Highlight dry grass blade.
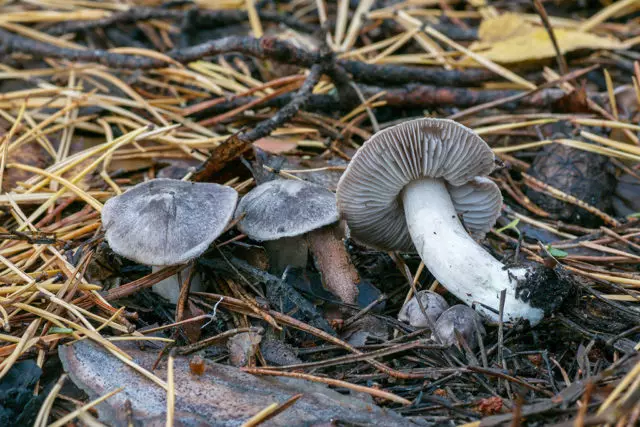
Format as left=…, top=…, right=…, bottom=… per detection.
left=242, top=368, right=412, bottom=405
left=34, top=374, right=66, bottom=427
left=166, top=352, right=175, bottom=427
left=241, top=394, right=303, bottom=427
left=48, top=387, right=124, bottom=427
left=0, top=319, right=41, bottom=379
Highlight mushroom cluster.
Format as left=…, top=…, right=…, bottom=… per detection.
left=337, top=118, right=572, bottom=325
left=100, top=118, right=572, bottom=328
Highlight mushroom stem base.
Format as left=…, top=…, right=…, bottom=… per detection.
left=264, top=236, right=308, bottom=276
left=151, top=265, right=204, bottom=304
left=402, top=178, right=545, bottom=324
left=308, top=224, right=360, bottom=304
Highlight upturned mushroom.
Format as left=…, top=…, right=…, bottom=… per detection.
left=336, top=118, right=571, bottom=325
left=101, top=178, right=238, bottom=302
left=235, top=178, right=360, bottom=304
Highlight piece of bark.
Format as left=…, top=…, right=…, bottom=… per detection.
left=59, top=340, right=411, bottom=427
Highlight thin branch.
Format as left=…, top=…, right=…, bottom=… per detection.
left=532, top=0, right=569, bottom=76
left=44, top=7, right=316, bottom=36
left=193, top=63, right=324, bottom=181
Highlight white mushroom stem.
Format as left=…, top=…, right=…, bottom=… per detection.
left=151, top=265, right=204, bottom=304
left=402, top=178, right=544, bottom=325
left=264, top=236, right=309, bottom=275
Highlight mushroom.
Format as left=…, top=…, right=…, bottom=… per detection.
left=434, top=305, right=486, bottom=349
left=101, top=178, right=238, bottom=303
left=398, top=290, right=449, bottom=328
left=235, top=179, right=360, bottom=304
left=336, top=118, right=571, bottom=325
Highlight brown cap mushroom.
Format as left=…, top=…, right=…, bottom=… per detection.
left=336, top=118, right=571, bottom=325
left=102, top=178, right=238, bottom=266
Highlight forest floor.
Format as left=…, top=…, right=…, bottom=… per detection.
left=0, top=1, right=639, bottom=426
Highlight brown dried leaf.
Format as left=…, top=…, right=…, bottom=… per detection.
left=227, top=331, right=262, bottom=367
left=552, top=84, right=591, bottom=114
left=182, top=301, right=205, bottom=344
left=193, top=133, right=252, bottom=182
left=254, top=137, right=298, bottom=154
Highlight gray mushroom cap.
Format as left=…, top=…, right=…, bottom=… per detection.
left=434, top=305, right=486, bottom=349
left=336, top=118, right=502, bottom=252
left=235, top=179, right=339, bottom=241
left=398, top=290, right=450, bottom=328
left=102, top=178, right=238, bottom=266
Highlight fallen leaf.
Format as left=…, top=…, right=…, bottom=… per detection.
left=193, top=132, right=252, bottom=182
left=59, top=340, right=411, bottom=426
left=181, top=300, right=206, bottom=344
left=462, top=13, right=622, bottom=64
left=227, top=331, right=262, bottom=367
left=341, top=315, right=389, bottom=347
left=552, top=84, right=591, bottom=114
left=254, top=137, right=298, bottom=154
left=478, top=13, right=532, bottom=43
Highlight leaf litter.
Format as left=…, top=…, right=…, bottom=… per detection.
left=0, top=1, right=638, bottom=426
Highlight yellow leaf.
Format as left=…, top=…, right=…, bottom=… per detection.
left=478, top=13, right=533, bottom=43
left=463, top=13, right=622, bottom=64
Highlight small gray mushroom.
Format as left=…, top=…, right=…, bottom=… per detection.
left=434, top=305, right=486, bottom=349
left=101, top=178, right=238, bottom=303
left=235, top=179, right=360, bottom=304
left=398, top=290, right=449, bottom=328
